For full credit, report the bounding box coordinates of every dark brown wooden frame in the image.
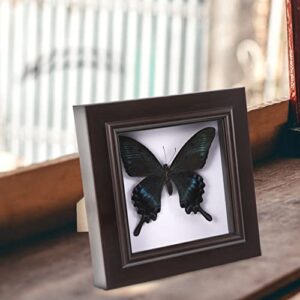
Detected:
[106,113,242,267]
[74,87,261,289]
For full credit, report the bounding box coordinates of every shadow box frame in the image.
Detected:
[73,87,261,290]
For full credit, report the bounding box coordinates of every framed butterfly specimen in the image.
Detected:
[119,126,215,237]
[74,88,260,289]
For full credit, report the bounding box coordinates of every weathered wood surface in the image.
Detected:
[0,158,299,300]
[248,100,288,161]
[0,154,83,245]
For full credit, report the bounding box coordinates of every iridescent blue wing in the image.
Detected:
[119,135,164,177]
[171,172,212,221]
[131,176,164,236]
[170,127,215,173]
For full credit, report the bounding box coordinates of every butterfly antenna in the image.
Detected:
[168,147,177,164]
[163,146,167,164]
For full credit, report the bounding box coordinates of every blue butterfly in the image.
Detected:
[119,127,216,236]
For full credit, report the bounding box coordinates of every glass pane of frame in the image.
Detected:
[118,120,230,253]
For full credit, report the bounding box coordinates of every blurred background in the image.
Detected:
[0,0,289,170]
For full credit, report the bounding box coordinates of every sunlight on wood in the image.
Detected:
[290,293,300,300]
[108,281,160,297]
[77,198,88,232]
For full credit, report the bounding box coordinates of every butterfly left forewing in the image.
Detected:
[170,127,215,173]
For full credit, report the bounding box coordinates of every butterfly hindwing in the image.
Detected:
[131,175,164,236]
[171,171,212,221]
[119,135,164,177]
[170,127,216,173]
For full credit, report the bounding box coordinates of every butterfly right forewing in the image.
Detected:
[170,127,215,173]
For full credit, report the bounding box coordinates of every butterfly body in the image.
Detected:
[119,127,216,236]
[163,164,173,195]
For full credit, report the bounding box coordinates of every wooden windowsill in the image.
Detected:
[0,99,290,246]
[0,157,299,299]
